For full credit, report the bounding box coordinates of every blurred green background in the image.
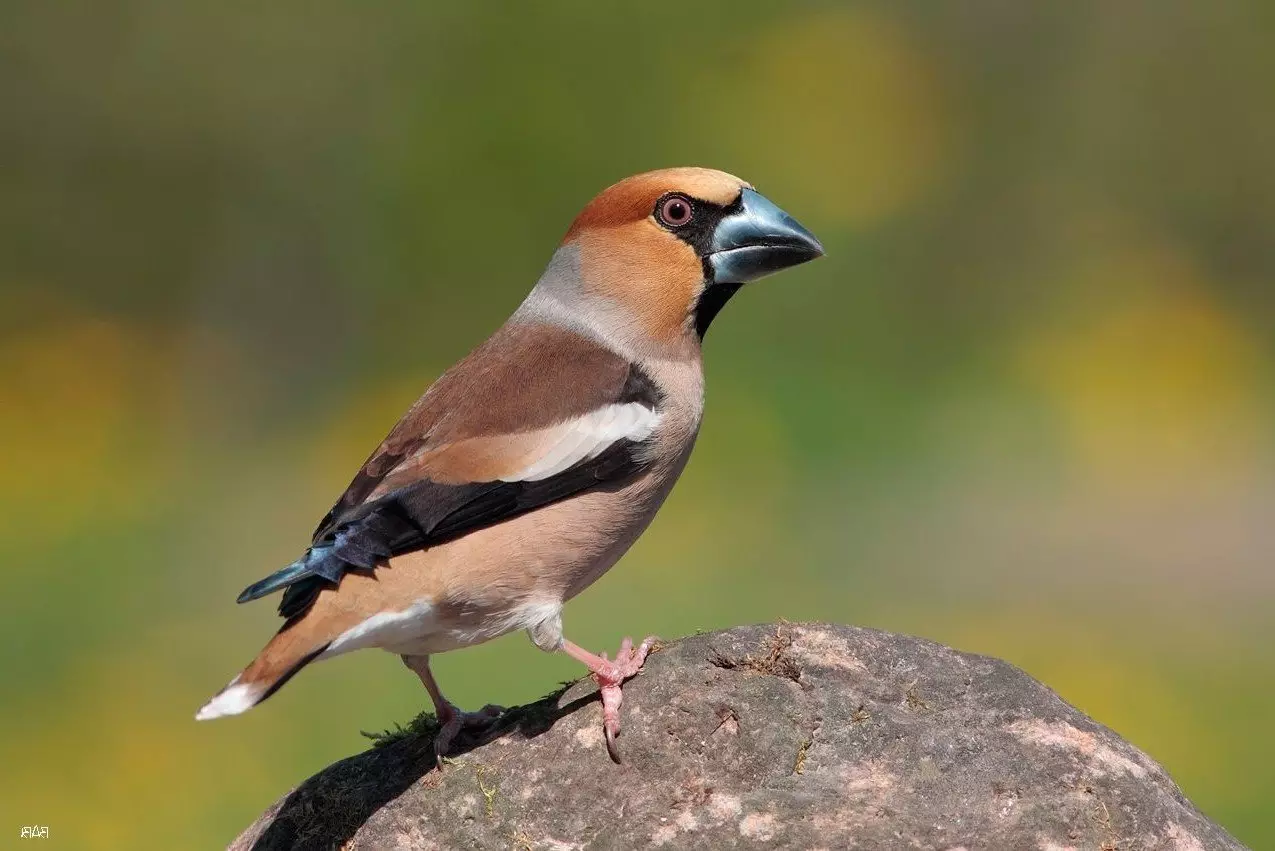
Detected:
[2,2,1272,847]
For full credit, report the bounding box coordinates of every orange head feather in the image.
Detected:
[561,168,752,343]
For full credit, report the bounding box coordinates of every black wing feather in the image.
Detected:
[266,438,652,621]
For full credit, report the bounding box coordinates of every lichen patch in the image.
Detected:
[1036,840,1078,851]
[738,812,778,841]
[810,761,897,831]
[1166,823,1206,851]
[572,726,600,750]
[793,627,870,675]
[708,792,743,822]
[650,823,679,846]
[1007,720,1149,779]
[674,810,699,832]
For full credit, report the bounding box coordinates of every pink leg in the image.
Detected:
[561,635,656,762]
[401,655,502,759]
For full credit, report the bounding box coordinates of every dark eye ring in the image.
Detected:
[657,195,694,228]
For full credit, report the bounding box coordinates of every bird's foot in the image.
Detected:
[433,702,504,760]
[587,635,655,763]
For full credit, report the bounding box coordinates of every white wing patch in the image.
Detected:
[501,402,660,483]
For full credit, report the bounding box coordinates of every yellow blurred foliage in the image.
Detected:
[1019,252,1267,486]
[0,316,182,542]
[701,7,950,226]
[1,637,274,850]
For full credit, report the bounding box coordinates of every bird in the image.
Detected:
[196,167,823,762]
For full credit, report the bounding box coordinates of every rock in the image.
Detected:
[231,623,1244,850]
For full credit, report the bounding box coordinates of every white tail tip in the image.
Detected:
[195,675,264,721]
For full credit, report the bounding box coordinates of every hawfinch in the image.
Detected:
[198,167,823,761]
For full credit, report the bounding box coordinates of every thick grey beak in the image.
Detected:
[708,188,824,285]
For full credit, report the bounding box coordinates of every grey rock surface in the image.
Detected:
[231,623,1244,850]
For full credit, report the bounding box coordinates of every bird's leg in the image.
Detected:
[401,654,503,759]
[560,635,656,762]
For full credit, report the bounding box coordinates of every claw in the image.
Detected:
[401,654,505,763]
[432,703,505,761]
[605,721,621,763]
[565,635,657,763]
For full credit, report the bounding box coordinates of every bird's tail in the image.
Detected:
[235,543,342,604]
[195,626,331,720]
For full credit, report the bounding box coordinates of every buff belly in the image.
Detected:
[313,456,684,661]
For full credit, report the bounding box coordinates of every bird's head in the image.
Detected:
[532,168,823,353]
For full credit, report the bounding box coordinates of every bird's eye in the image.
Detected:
[657,195,694,228]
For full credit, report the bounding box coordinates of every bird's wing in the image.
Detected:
[235,321,663,619]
